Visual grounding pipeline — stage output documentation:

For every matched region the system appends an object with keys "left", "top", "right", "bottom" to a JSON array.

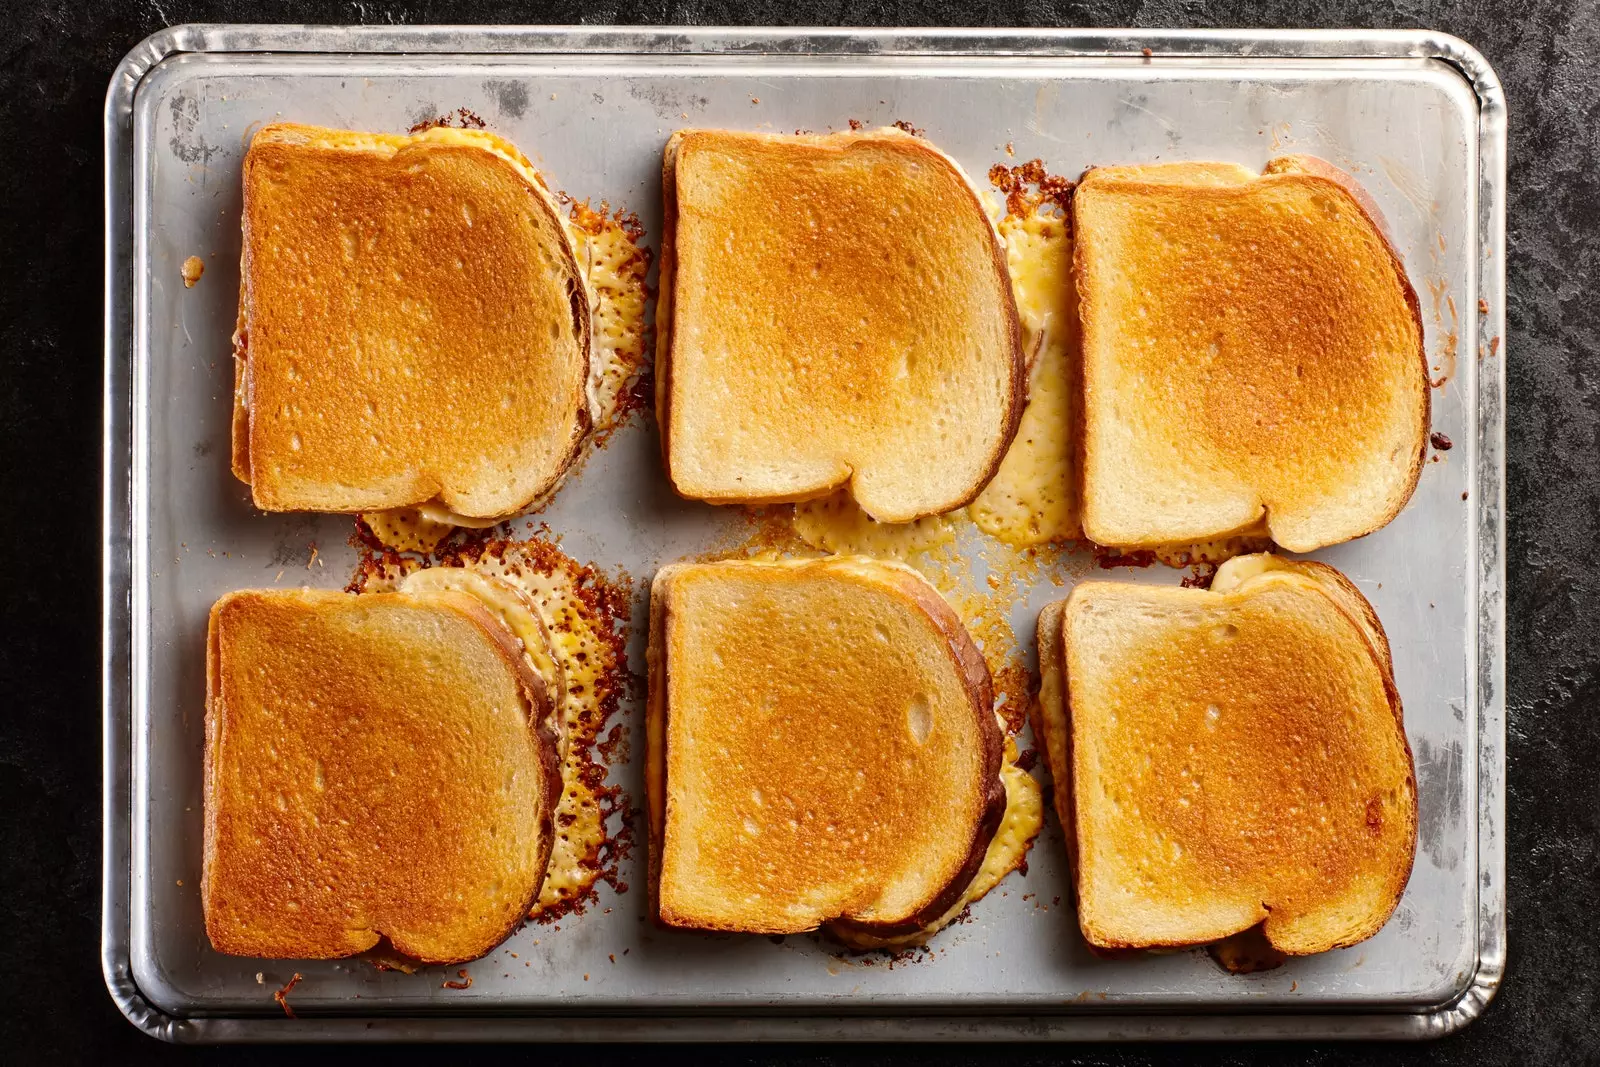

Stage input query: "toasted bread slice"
[
  {"left": 657, "top": 128, "right": 1025, "bottom": 523},
  {"left": 203, "top": 588, "right": 561, "bottom": 963},
  {"left": 1036, "top": 554, "right": 1417, "bottom": 956},
  {"left": 233, "top": 123, "right": 591, "bottom": 518},
  {"left": 1074, "top": 157, "right": 1427, "bottom": 552},
  {"left": 647, "top": 557, "right": 1006, "bottom": 938}
]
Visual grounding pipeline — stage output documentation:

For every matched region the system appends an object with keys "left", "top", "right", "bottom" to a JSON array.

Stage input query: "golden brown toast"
[
  {"left": 233, "top": 124, "right": 590, "bottom": 518},
  {"left": 646, "top": 557, "right": 1007, "bottom": 938},
  {"left": 657, "top": 128, "right": 1025, "bottom": 523},
  {"left": 1073, "top": 157, "right": 1427, "bottom": 552},
  {"left": 203, "top": 588, "right": 561, "bottom": 963},
  {"left": 1036, "top": 554, "right": 1417, "bottom": 956}
]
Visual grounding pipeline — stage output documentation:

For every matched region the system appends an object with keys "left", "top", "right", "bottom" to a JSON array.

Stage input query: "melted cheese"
[
  {"left": 962, "top": 733, "right": 1045, "bottom": 903},
  {"left": 452, "top": 550, "right": 613, "bottom": 915},
  {"left": 360, "top": 507, "right": 456, "bottom": 553},
  {"left": 578, "top": 216, "right": 650, "bottom": 428},
  {"left": 971, "top": 207, "right": 1077, "bottom": 546},
  {"left": 1151, "top": 531, "right": 1274, "bottom": 568},
  {"left": 1210, "top": 551, "right": 1285, "bottom": 592},
  {"left": 791, "top": 490, "right": 958, "bottom": 559},
  {"left": 368, "top": 549, "right": 616, "bottom": 916},
  {"left": 414, "top": 502, "right": 504, "bottom": 529}
]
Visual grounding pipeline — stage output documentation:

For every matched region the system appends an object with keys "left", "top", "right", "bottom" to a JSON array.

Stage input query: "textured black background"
[{"left": 2, "top": 0, "right": 1595, "bottom": 1063}]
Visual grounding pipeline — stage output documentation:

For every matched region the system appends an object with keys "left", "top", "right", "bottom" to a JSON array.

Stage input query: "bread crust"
[
  {"left": 1259, "top": 157, "right": 1431, "bottom": 546},
  {"left": 1046, "top": 556, "right": 1417, "bottom": 956},
  {"left": 647, "top": 558, "right": 1005, "bottom": 938},
  {"left": 203, "top": 588, "right": 561, "bottom": 964},
  {"left": 1073, "top": 157, "right": 1428, "bottom": 551},
  {"left": 658, "top": 129, "right": 1025, "bottom": 522},
  {"left": 1032, "top": 600, "right": 1078, "bottom": 897},
  {"left": 233, "top": 124, "right": 592, "bottom": 519},
  {"left": 825, "top": 562, "right": 1006, "bottom": 939}
]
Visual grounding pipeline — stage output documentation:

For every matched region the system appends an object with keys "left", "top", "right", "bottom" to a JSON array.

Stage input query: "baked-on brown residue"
[
  {"left": 891, "top": 119, "right": 925, "bottom": 137},
  {"left": 565, "top": 195, "right": 649, "bottom": 246},
  {"left": 409, "top": 107, "right": 487, "bottom": 133},
  {"left": 988, "top": 159, "right": 1075, "bottom": 222},
  {"left": 442, "top": 968, "right": 474, "bottom": 989},
  {"left": 273, "top": 972, "right": 303, "bottom": 1018},
  {"left": 1093, "top": 547, "right": 1159, "bottom": 570},
  {"left": 1430, "top": 432, "right": 1454, "bottom": 451},
  {"left": 848, "top": 118, "right": 863, "bottom": 131},
  {"left": 596, "top": 723, "right": 630, "bottom": 766}
]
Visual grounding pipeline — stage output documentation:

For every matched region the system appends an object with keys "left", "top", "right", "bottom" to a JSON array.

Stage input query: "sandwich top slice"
[
  {"left": 233, "top": 123, "right": 591, "bottom": 519},
  {"left": 647, "top": 557, "right": 1025, "bottom": 941},
  {"left": 657, "top": 128, "right": 1025, "bottom": 523},
  {"left": 204, "top": 586, "right": 561, "bottom": 964},
  {"left": 1073, "top": 156, "right": 1427, "bottom": 552},
  {"left": 1036, "top": 554, "right": 1417, "bottom": 956}
]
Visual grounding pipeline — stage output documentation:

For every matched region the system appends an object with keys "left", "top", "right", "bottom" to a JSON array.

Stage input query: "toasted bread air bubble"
[{"left": 906, "top": 695, "right": 933, "bottom": 744}]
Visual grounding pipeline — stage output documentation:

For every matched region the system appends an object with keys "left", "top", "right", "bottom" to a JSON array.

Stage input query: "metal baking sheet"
[{"left": 102, "top": 25, "right": 1506, "bottom": 1042}]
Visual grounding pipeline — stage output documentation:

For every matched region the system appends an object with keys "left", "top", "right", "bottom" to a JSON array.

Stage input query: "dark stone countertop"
[{"left": 1, "top": 1, "right": 1594, "bottom": 1063}]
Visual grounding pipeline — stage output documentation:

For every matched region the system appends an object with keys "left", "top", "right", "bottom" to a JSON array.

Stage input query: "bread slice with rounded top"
[
  {"left": 233, "top": 123, "right": 591, "bottom": 519},
  {"left": 1035, "top": 554, "right": 1417, "bottom": 957},
  {"left": 203, "top": 588, "right": 561, "bottom": 964},
  {"left": 657, "top": 128, "right": 1025, "bottom": 523},
  {"left": 1073, "top": 156, "right": 1427, "bottom": 552},
  {"left": 646, "top": 557, "right": 1006, "bottom": 938}
]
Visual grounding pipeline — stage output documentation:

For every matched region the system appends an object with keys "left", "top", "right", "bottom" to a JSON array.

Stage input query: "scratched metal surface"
[{"left": 103, "top": 26, "right": 1506, "bottom": 1041}]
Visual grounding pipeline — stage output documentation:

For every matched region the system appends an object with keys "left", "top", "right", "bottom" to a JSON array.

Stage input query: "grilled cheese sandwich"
[
  {"left": 1036, "top": 554, "right": 1417, "bottom": 957},
  {"left": 1074, "top": 157, "right": 1427, "bottom": 552},
  {"left": 657, "top": 127, "right": 1026, "bottom": 524},
  {"left": 203, "top": 587, "right": 562, "bottom": 964},
  {"left": 233, "top": 122, "right": 592, "bottom": 521},
  {"left": 648, "top": 557, "right": 1033, "bottom": 943}
]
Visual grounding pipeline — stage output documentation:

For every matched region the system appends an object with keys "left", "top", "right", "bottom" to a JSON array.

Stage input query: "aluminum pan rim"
[{"left": 102, "top": 23, "right": 1506, "bottom": 1043}]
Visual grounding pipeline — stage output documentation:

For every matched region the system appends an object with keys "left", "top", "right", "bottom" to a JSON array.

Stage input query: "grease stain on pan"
[
  {"left": 484, "top": 79, "right": 531, "bottom": 119},
  {"left": 1412, "top": 736, "right": 1464, "bottom": 871}
]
